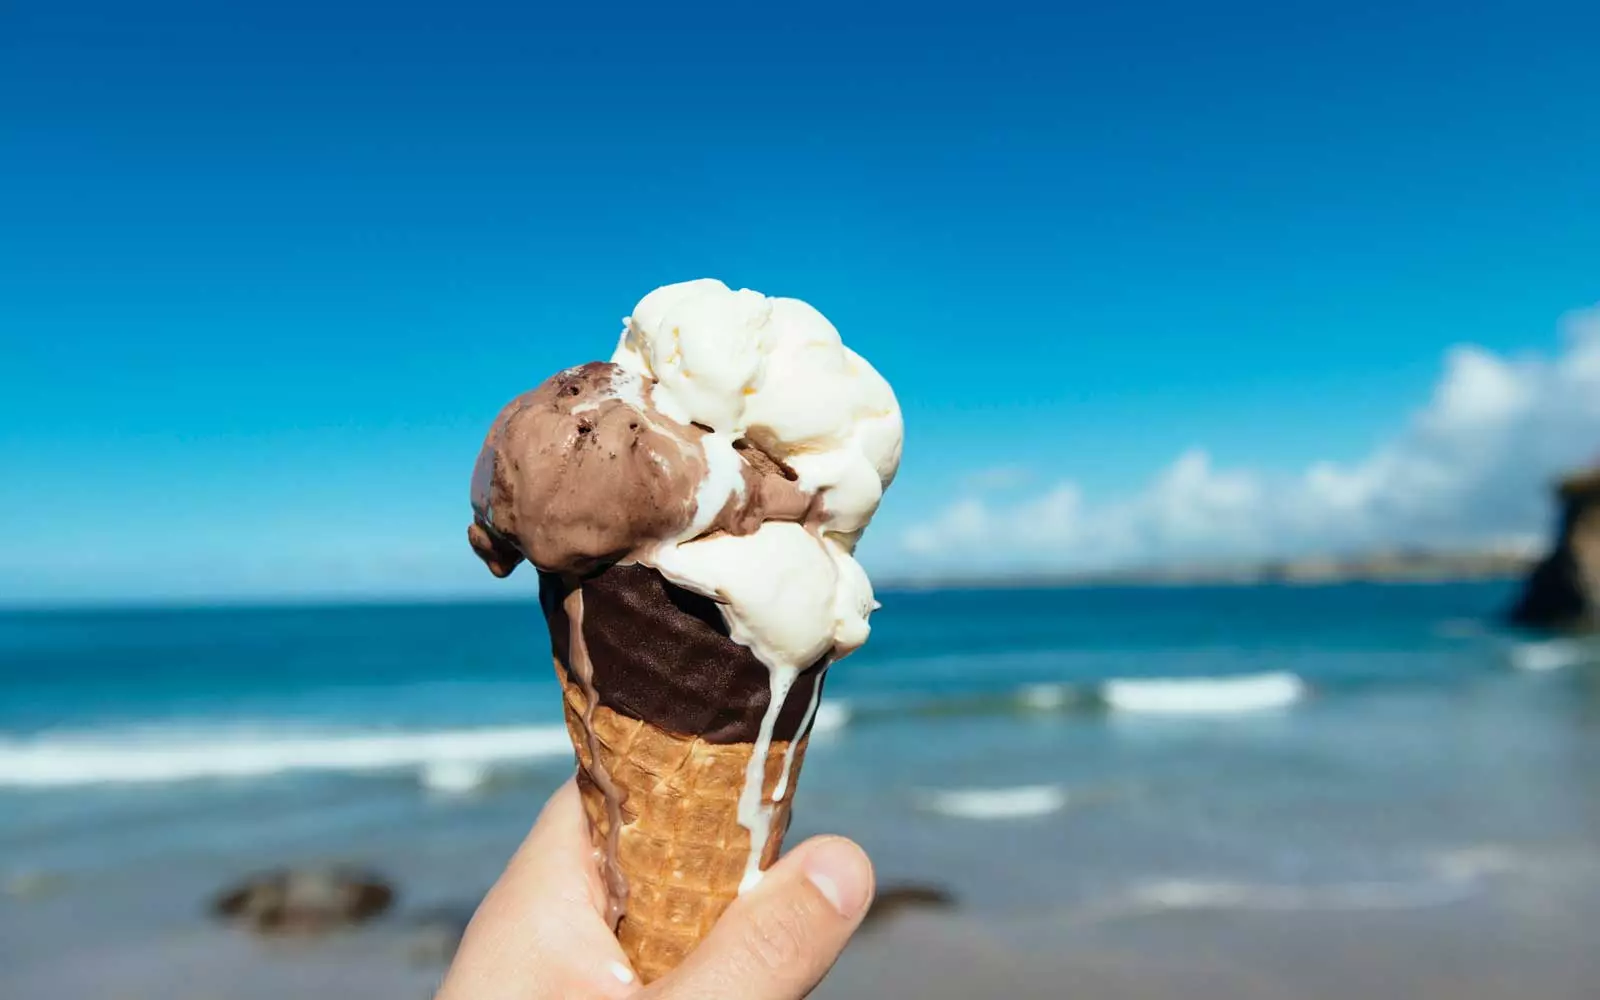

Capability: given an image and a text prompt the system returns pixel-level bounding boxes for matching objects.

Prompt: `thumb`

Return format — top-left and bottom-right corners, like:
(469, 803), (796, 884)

(649, 836), (874, 1000)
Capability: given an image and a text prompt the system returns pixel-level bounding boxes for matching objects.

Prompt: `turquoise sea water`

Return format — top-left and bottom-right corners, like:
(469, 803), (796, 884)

(0, 582), (1541, 737)
(5, 580), (1600, 984)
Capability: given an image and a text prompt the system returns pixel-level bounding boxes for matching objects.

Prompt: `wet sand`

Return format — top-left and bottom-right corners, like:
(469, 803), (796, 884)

(8, 856), (1600, 1000)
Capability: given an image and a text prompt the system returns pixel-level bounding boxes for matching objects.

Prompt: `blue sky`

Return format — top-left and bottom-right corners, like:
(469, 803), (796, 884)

(3, 0), (1598, 603)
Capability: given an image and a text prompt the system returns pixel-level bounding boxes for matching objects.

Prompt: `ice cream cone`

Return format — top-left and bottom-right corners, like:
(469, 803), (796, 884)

(557, 662), (810, 983)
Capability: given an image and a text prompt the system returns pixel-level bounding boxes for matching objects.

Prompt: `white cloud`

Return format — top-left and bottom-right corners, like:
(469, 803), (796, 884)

(901, 305), (1600, 571)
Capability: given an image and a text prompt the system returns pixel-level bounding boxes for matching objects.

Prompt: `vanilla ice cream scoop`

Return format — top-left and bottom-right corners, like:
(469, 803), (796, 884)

(614, 279), (903, 547)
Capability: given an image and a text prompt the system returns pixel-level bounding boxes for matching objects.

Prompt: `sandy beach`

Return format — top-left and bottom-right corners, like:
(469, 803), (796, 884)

(10, 855), (1600, 1000)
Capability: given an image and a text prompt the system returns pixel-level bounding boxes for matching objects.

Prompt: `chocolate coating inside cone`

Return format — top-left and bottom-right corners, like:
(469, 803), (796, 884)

(539, 565), (827, 744)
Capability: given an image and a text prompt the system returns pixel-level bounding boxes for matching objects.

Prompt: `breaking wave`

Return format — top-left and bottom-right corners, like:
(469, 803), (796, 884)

(419, 759), (498, 795)
(810, 701), (852, 735)
(0, 700), (862, 790)
(0, 669), (1325, 791)
(879, 672), (1310, 723)
(1101, 672), (1308, 715)
(916, 784), (1069, 820)
(0, 725), (576, 789)
(1079, 844), (1577, 925)
(1017, 683), (1077, 711)
(1110, 874), (1478, 915)
(1510, 639), (1595, 673)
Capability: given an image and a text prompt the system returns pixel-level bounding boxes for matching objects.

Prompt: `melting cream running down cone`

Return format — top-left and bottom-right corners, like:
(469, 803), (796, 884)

(466, 279), (902, 981)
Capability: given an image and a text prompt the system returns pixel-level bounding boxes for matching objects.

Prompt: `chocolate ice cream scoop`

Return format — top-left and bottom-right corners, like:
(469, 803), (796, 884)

(468, 361), (813, 578)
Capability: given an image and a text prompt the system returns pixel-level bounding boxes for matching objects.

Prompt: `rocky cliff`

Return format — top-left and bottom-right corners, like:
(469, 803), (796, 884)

(1509, 468), (1600, 631)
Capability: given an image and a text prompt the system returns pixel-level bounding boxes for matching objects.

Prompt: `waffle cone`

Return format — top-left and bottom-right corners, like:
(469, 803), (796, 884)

(557, 663), (811, 983)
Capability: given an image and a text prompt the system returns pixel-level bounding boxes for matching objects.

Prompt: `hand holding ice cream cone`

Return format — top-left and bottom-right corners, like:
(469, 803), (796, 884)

(435, 778), (876, 1000)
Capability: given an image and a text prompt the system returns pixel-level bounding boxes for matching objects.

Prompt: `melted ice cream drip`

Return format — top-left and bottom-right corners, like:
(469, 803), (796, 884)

(563, 587), (629, 928)
(773, 665), (825, 804)
(735, 664), (798, 893)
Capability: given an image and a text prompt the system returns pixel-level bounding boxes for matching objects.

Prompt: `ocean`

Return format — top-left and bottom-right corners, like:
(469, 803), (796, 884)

(5, 581), (1600, 999)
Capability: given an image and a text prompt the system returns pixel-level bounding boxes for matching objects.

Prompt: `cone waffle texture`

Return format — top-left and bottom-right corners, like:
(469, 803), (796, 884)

(558, 662), (810, 983)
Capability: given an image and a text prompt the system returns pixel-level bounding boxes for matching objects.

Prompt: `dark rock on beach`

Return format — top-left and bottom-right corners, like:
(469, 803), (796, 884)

(860, 884), (958, 931)
(211, 867), (396, 935)
(1511, 468), (1600, 632)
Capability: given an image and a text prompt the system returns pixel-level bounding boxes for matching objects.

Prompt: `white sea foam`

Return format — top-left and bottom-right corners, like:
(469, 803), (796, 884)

(1087, 845), (1562, 925)
(1102, 671), (1307, 715)
(1018, 683), (1074, 711)
(1425, 843), (1600, 883)
(917, 784), (1068, 820)
(1510, 639), (1594, 672)
(419, 759), (495, 796)
(0, 725), (574, 788)
(1114, 875), (1476, 915)
(1426, 845), (1528, 881)
(810, 700), (851, 735)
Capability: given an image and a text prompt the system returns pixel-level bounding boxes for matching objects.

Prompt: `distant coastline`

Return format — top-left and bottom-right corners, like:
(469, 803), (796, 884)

(0, 549), (1538, 611)
(885, 548), (1536, 592)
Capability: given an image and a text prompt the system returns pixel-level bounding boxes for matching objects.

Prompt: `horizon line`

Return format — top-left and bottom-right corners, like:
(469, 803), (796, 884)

(0, 571), (1529, 614)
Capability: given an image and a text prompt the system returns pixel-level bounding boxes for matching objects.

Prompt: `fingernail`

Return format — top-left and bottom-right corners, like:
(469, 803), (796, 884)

(804, 839), (872, 919)
(608, 960), (636, 986)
